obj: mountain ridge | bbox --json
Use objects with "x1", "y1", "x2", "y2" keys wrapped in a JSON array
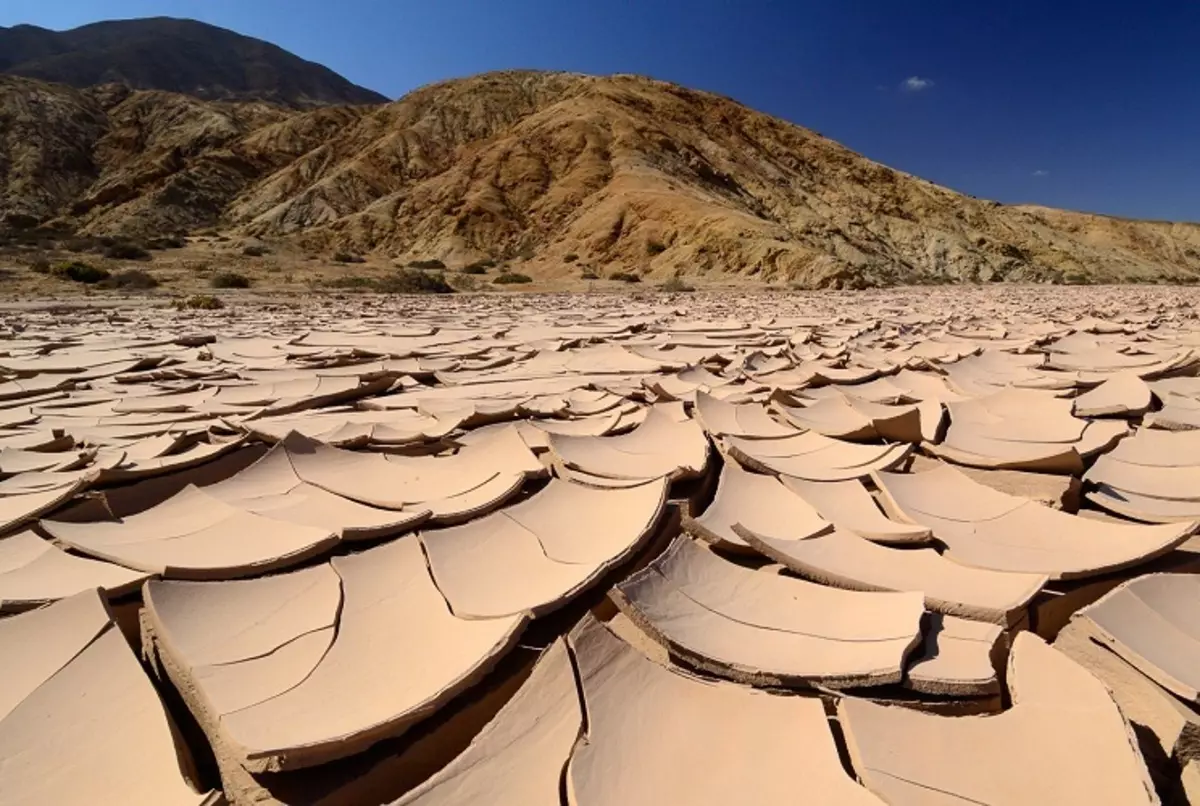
[
  {"x1": 1, "y1": 65, "x2": 1197, "y2": 288},
  {"x1": 0, "y1": 17, "x2": 387, "y2": 108}
]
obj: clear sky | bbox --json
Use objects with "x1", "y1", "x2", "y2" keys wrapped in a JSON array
[{"x1": 3, "y1": 0, "x2": 1198, "y2": 221}]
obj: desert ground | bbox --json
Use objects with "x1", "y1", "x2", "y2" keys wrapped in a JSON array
[
  {"x1": 0, "y1": 230, "x2": 776, "y2": 297},
  {"x1": 4, "y1": 285, "x2": 1200, "y2": 805}
]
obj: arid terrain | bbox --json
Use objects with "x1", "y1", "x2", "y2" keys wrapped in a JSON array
[
  {"x1": 3, "y1": 64, "x2": 1200, "y2": 291},
  {"x1": 5, "y1": 9, "x2": 1200, "y2": 806},
  {"x1": 0, "y1": 17, "x2": 387, "y2": 107},
  {"x1": 3, "y1": 286, "x2": 1200, "y2": 805}
]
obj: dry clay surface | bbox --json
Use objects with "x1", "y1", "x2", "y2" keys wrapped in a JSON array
[{"x1": 4, "y1": 286, "x2": 1200, "y2": 804}]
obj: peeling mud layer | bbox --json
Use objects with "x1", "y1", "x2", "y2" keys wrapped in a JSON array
[{"x1": 3, "y1": 285, "x2": 1200, "y2": 804}]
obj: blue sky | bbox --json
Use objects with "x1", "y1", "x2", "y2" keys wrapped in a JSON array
[{"x1": 4, "y1": 0, "x2": 1198, "y2": 221}]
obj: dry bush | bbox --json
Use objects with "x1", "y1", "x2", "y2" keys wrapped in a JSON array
[
  {"x1": 211, "y1": 271, "x2": 251, "y2": 289},
  {"x1": 174, "y1": 294, "x2": 223, "y2": 310},
  {"x1": 99, "y1": 268, "x2": 159, "y2": 290},
  {"x1": 493, "y1": 272, "x2": 533, "y2": 285},
  {"x1": 51, "y1": 261, "x2": 110, "y2": 284},
  {"x1": 103, "y1": 241, "x2": 152, "y2": 260},
  {"x1": 659, "y1": 275, "x2": 695, "y2": 292}
]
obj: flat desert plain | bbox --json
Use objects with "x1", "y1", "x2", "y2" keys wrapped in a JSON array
[{"x1": 4, "y1": 285, "x2": 1200, "y2": 805}]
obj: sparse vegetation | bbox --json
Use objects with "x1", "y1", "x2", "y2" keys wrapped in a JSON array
[
  {"x1": 242, "y1": 244, "x2": 270, "y2": 257},
  {"x1": 147, "y1": 235, "x2": 185, "y2": 250},
  {"x1": 659, "y1": 275, "x2": 695, "y2": 292},
  {"x1": 563, "y1": 253, "x2": 579, "y2": 263},
  {"x1": 609, "y1": 271, "x2": 641, "y2": 283},
  {"x1": 27, "y1": 255, "x2": 51, "y2": 273},
  {"x1": 62, "y1": 236, "x2": 97, "y2": 253},
  {"x1": 646, "y1": 240, "x2": 667, "y2": 256},
  {"x1": 376, "y1": 269, "x2": 454, "y2": 293},
  {"x1": 2, "y1": 213, "x2": 39, "y2": 230},
  {"x1": 461, "y1": 258, "x2": 495, "y2": 274},
  {"x1": 174, "y1": 294, "x2": 223, "y2": 310},
  {"x1": 327, "y1": 270, "x2": 454, "y2": 293},
  {"x1": 103, "y1": 240, "x2": 151, "y2": 260},
  {"x1": 210, "y1": 271, "x2": 252, "y2": 289},
  {"x1": 493, "y1": 272, "x2": 533, "y2": 285},
  {"x1": 581, "y1": 270, "x2": 600, "y2": 280},
  {"x1": 99, "y1": 268, "x2": 159, "y2": 290},
  {"x1": 0, "y1": 223, "x2": 72, "y2": 251},
  {"x1": 324, "y1": 275, "x2": 377, "y2": 290},
  {"x1": 333, "y1": 251, "x2": 365, "y2": 263},
  {"x1": 407, "y1": 258, "x2": 446, "y2": 270},
  {"x1": 450, "y1": 273, "x2": 481, "y2": 292},
  {"x1": 50, "y1": 261, "x2": 110, "y2": 284}
]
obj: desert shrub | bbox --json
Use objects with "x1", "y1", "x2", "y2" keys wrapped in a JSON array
[
  {"x1": 51, "y1": 261, "x2": 110, "y2": 284},
  {"x1": 61, "y1": 236, "x2": 98, "y2": 253},
  {"x1": 99, "y1": 268, "x2": 159, "y2": 290},
  {"x1": 242, "y1": 244, "x2": 270, "y2": 257},
  {"x1": 174, "y1": 294, "x2": 223, "y2": 310},
  {"x1": 103, "y1": 241, "x2": 151, "y2": 260},
  {"x1": 609, "y1": 271, "x2": 641, "y2": 283},
  {"x1": 148, "y1": 235, "x2": 185, "y2": 249},
  {"x1": 376, "y1": 269, "x2": 454, "y2": 294},
  {"x1": 461, "y1": 258, "x2": 495, "y2": 274},
  {"x1": 563, "y1": 253, "x2": 579, "y2": 263},
  {"x1": 324, "y1": 275, "x2": 377, "y2": 290},
  {"x1": 493, "y1": 272, "x2": 533, "y2": 285},
  {"x1": 646, "y1": 240, "x2": 667, "y2": 256},
  {"x1": 210, "y1": 271, "x2": 251, "y2": 289},
  {"x1": 659, "y1": 275, "x2": 695, "y2": 292},
  {"x1": 580, "y1": 270, "x2": 600, "y2": 280},
  {"x1": 450, "y1": 273, "x2": 481, "y2": 292},
  {"x1": 333, "y1": 251, "x2": 366, "y2": 264},
  {"x1": 3, "y1": 213, "x2": 39, "y2": 230},
  {"x1": 407, "y1": 258, "x2": 446, "y2": 270},
  {"x1": 27, "y1": 255, "x2": 51, "y2": 273}
]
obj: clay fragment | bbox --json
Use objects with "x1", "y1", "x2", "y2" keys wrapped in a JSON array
[
  {"x1": 840, "y1": 632, "x2": 1159, "y2": 805},
  {"x1": 566, "y1": 616, "x2": 885, "y2": 805},
  {"x1": 612, "y1": 537, "x2": 925, "y2": 688}
]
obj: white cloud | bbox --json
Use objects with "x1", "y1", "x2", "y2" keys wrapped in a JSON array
[
  {"x1": 1032, "y1": 169, "x2": 1050, "y2": 177},
  {"x1": 901, "y1": 76, "x2": 934, "y2": 92}
]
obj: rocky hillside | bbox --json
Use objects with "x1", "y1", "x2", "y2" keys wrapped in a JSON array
[
  {"x1": 2, "y1": 69, "x2": 1198, "y2": 287},
  {"x1": 0, "y1": 18, "x2": 387, "y2": 108}
]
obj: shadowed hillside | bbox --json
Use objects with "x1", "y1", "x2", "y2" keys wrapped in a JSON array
[{"x1": 0, "y1": 17, "x2": 387, "y2": 108}]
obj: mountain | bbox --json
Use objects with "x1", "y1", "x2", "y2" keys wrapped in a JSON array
[
  {"x1": 0, "y1": 18, "x2": 387, "y2": 108},
  {"x1": 2, "y1": 69, "x2": 1198, "y2": 287}
]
